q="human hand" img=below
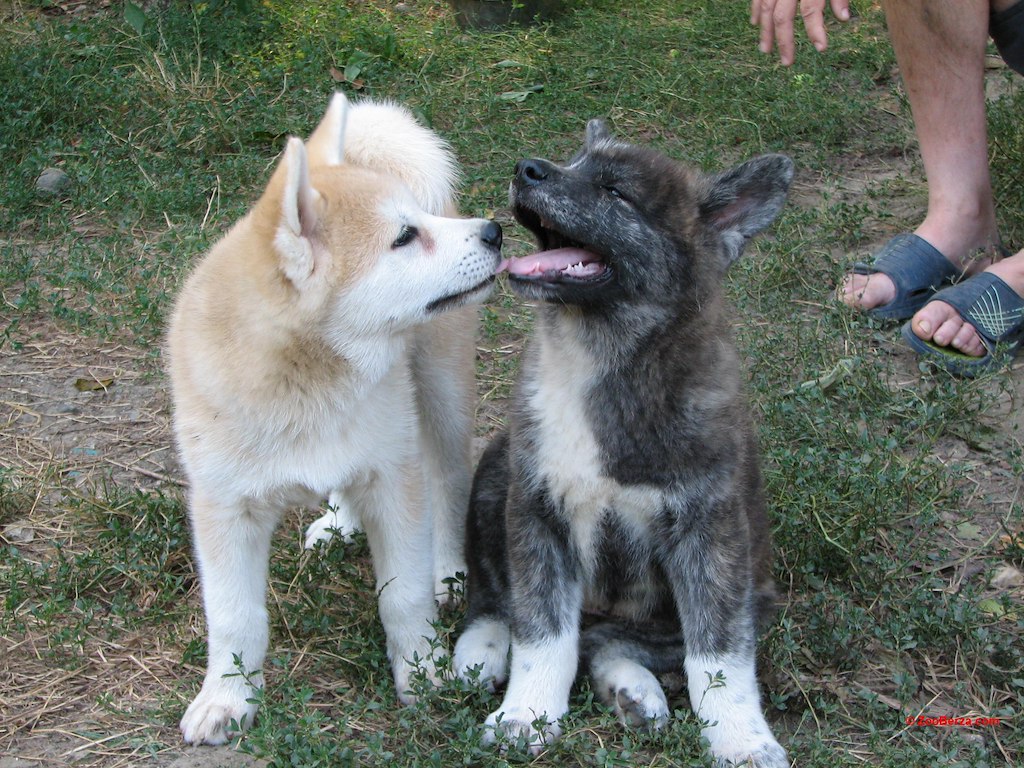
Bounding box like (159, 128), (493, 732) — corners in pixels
(750, 0), (851, 66)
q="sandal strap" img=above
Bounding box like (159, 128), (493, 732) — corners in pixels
(852, 233), (960, 285)
(930, 272), (1024, 345)
(850, 234), (962, 320)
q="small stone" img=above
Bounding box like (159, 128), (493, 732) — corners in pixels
(395, 2), (413, 13)
(35, 167), (72, 196)
(2, 522), (34, 543)
(991, 564), (1024, 590)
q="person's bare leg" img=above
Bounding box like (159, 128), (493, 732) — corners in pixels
(907, 0), (1024, 356)
(840, 0), (999, 312)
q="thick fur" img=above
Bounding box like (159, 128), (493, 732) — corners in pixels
(453, 120), (792, 767)
(168, 93), (502, 745)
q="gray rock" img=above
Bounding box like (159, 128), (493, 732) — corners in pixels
(35, 167), (72, 196)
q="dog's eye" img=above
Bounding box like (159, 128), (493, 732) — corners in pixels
(392, 226), (418, 248)
(603, 185), (627, 201)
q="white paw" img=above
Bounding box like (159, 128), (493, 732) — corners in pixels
(393, 653), (441, 705)
(700, 709), (788, 767)
(711, 739), (788, 768)
(454, 618), (510, 691)
(686, 653), (786, 768)
(483, 706), (562, 755)
(179, 679), (260, 745)
(597, 661), (669, 729)
(303, 502), (361, 550)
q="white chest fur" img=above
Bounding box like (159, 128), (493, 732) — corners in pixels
(527, 323), (663, 570)
(177, 354), (416, 510)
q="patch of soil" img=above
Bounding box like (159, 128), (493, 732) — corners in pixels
(1, 327), (176, 495)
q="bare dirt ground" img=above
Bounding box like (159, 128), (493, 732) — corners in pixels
(2, 330), (175, 493)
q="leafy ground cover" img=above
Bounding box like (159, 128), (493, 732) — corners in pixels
(1, 1), (1022, 766)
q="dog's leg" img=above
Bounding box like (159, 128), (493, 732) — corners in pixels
(485, 590), (581, 753)
(664, 511), (787, 768)
(358, 463), (440, 704)
(482, 486), (582, 754)
(304, 489), (362, 550)
(454, 431), (513, 689)
(410, 309), (476, 603)
(180, 492), (278, 745)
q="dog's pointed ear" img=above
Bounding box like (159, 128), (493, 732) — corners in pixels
(700, 154), (793, 266)
(306, 92), (350, 166)
(274, 137), (320, 285)
(585, 119), (612, 147)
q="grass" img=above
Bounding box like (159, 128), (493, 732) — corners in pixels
(1, 0), (1022, 766)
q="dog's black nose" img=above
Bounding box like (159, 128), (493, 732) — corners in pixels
(515, 158), (548, 184)
(481, 220), (503, 250)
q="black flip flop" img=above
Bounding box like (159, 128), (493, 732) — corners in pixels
(901, 272), (1024, 377)
(850, 234), (962, 321)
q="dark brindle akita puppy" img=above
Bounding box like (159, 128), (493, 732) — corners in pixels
(453, 120), (793, 767)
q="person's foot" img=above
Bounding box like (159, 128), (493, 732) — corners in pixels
(840, 267), (898, 311)
(908, 248), (1024, 357)
(839, 217), (1001, 312)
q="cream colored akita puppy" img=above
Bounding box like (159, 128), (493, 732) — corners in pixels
(168, 93), (502, 745)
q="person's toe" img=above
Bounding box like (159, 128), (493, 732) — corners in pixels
(934, 312), (964, 347)
(951, 321), (986, 357)
(839, 272), (897, 310)
(911, 300), (985, 357)
(911, 300), (944, 340)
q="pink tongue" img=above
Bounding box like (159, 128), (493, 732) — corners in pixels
(503, 247), (600, 276)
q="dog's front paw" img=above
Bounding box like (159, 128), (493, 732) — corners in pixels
(392, 653), (442, 706)
(454, 618), (510, 691)
(711, 740), (788, 768)
(483, 707), (562, 755)
(699, 705), (787, 767)
(180, 680), (259, 745)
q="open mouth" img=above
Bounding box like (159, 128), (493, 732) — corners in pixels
(502, 206), (610, 284)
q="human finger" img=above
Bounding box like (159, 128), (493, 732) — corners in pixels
(800, 0), (831, 53)
(769, 0), (798, 65)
